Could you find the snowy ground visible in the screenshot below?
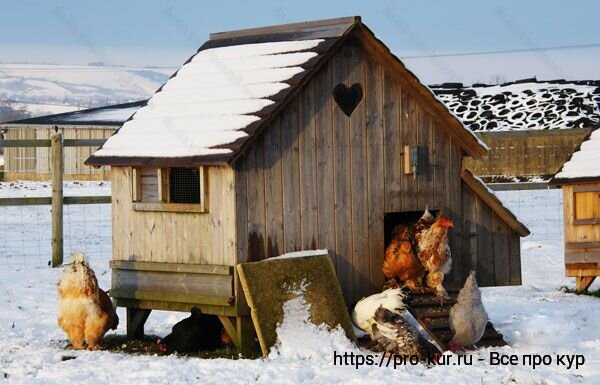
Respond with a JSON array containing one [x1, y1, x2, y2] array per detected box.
[[0, 183, 599, 384]]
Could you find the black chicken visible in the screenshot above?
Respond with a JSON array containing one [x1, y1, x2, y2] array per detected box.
[[157, 307, 227, 354]]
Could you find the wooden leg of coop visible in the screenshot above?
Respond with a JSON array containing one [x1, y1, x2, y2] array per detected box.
[[576, 276, 596, 293], [218, 315, 256, 352], [126, 308, 151, 339]]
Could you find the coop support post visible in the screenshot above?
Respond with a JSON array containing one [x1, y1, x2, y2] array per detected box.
[[576, 276, 596, 293], [126, 308, 151, 339], [51, 133, 63, 268], [218, 315, 256, 352]]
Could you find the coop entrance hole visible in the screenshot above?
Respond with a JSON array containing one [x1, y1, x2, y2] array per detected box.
[[384, 209, 441, 245]]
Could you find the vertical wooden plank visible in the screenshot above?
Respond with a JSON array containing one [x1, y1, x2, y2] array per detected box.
[[383, 72, 402, 213], [331, 47, 353, 305], [281, 97, 301, 253], [298, 82, 319, 250], [508, 232, 522, 285], [476, 201, 494, 286], [563, 186, 573, 243], [433, 120, 450, 209], [264, 117, 284, 257], [246, 138, 266, 261], [222, 167, 237, 266], [449, 143, 463, 283], [234, 158, 248, 264], [314, 60, 336, 260], [492, 214, 510, 285], [400, 93, 418, 211], [366, 57, 386, 293], [349, 43, 369, 302], [461, 186, 478, 280], [416, 107, 433, 208], [209, 167, 224, 265]]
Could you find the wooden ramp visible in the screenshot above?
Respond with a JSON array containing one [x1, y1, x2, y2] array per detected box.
[[406, 289, 507, 351]]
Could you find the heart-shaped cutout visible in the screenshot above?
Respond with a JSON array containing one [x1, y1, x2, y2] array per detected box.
[[333, 83, 363, 117]]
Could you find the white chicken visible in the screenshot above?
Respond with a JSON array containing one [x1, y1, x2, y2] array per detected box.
[[352, 288, 427, 358], [448, 271, 488, 351], [351, 288, 408, 333]]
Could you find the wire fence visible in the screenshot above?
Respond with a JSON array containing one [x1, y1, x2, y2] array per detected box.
[[494, 187, 563, 242], [0, 181, 563, 268], [0, 178, 111, 269]]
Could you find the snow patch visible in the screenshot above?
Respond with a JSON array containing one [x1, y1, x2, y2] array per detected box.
[[268, 249, 329, 260], [269, 293, 356, 360]]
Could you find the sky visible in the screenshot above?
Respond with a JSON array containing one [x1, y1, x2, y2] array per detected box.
[[1, 0, 600, 84]]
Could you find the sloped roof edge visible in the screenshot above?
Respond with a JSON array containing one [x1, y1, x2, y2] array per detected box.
[[461, 168, 530, 237]]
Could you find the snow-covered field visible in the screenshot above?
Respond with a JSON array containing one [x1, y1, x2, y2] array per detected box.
[[0, 183, 599, 384], [0, 64, 171, 114]]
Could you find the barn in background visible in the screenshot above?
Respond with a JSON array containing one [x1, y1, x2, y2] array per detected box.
[[1, 101, 143, 181], [86, 17, 529, 347], [432, 80, 600, 182], [551, 127, 600, 292]]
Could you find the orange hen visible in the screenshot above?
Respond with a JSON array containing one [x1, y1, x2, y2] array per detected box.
[[382, 225, 425, 289], [57, 252, 119, 350]]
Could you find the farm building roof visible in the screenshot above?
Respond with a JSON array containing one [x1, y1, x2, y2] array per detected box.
[[431, 79, 600, 132], [2, 101, 145, 127], [550, 127, 600, 185], [86, 16, 487, 167]]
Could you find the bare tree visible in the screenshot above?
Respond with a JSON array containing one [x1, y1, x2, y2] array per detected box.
[[488, 74, 507, 85]]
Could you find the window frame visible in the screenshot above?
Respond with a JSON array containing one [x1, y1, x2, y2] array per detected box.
[[132, 166, 208, 213], [572, 184, 600, 225]]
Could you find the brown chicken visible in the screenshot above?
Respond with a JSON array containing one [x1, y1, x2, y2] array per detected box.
[[382, 224, 425, 289], [413, 207, 435, 245], [415, 214, 454, 299], [57, 252, 119, 350]]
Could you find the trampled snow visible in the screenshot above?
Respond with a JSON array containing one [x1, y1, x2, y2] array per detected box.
[[0, 184, 599, 384]]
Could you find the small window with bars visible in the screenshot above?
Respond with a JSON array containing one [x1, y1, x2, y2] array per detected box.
[[133, 166, 207, 213]]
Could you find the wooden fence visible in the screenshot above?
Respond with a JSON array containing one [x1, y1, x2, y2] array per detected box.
[[464, 128, 591, 178], [2, 126, 112, 181], [0, 134, 111, 267]]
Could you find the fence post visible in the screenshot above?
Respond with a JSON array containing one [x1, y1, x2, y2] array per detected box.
[[51, 133, 63, 267]]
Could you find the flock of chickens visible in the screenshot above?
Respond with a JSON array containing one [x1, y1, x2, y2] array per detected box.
[[56, 209, 489, 358], [353, 208, 489, 357]]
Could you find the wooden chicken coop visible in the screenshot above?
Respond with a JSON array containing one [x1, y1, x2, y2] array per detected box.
[[86, 17, 529, 349], [550, 127, 600, 292]]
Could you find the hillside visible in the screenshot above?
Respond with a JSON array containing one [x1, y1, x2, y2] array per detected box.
[[0, 64, 172, 117]]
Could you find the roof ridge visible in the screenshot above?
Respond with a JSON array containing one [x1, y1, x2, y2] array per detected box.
[[209, 16, 361, 41], [431, 78, 600, 89]]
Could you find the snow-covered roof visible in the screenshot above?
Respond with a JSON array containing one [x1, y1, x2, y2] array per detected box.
[[2, 101, 145, 127], [431, 79, 600, 132], [86, 17, 487, 166], [551, 128, 600, 184], [92, 40, 326, 159]]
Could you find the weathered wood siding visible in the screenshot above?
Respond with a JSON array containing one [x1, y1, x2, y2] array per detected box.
[[461, 182, 522, 286], [464, 128, 590, 178], [111, 166, 236, 266], [3, 127, 112, 181], [562, 183, 600, 270], [233, 38, 500, 305]]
